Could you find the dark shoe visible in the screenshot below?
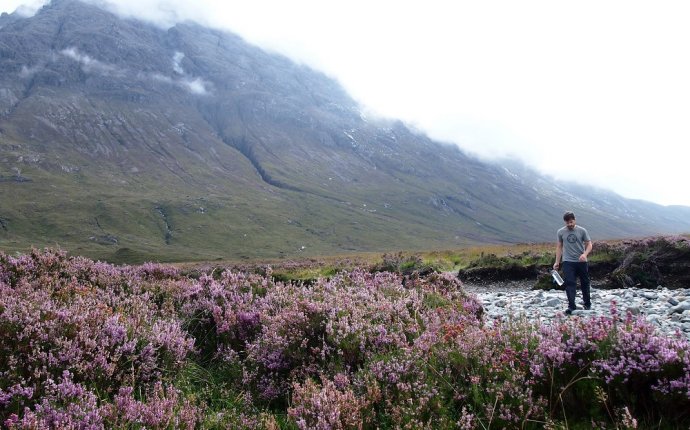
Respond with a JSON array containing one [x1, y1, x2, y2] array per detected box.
[[565, 308, 573, 315]]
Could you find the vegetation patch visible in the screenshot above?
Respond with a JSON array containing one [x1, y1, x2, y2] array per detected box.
[[1, 248, 689, 428], [608, 236, 690, 289], [455, 236, 690, 291]]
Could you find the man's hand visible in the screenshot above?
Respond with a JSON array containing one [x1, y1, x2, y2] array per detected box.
[[553, 262, 560, 270], [581, 241, 593, 263]]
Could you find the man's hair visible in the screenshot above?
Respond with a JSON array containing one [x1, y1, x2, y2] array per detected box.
[[563, 211, 576, 222]]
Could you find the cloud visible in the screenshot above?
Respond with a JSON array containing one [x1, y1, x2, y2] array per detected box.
[[169, 51, 210, 94], [60, 47, 124, 77], [5, 0, 690, 206], [151, 70, 210, 95], [60, 47, 210, 95], [172, 51, 184, 74], [181, 77, 209, 95], [4, 0, 46, 17], [149, 72, 174, 84], [19, 64, 41, 78]]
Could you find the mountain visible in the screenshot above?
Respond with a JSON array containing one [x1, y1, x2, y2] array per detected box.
[[1, 0, 689, 263]]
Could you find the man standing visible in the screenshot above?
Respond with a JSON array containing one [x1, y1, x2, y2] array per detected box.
[[553, 211, 593, 315]]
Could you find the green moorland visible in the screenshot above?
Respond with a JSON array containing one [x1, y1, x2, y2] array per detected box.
[[178, 235, 689, 285], [0, 153, 492, 265]]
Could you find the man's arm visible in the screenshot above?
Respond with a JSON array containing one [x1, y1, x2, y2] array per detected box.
[[579, 240, 592, 262], [554, 241, 563, 269]]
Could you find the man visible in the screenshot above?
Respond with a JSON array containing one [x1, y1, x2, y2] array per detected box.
[[553, 211, 593, 315]]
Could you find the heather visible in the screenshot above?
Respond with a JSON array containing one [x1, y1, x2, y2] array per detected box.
[[2, 249, 690, 428]]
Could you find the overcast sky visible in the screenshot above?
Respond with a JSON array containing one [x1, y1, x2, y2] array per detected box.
[[4, 0, 690, 207]]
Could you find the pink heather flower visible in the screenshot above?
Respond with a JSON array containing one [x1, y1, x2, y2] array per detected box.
[[0, 384, 35, 407], [289, 378, 367, 430]]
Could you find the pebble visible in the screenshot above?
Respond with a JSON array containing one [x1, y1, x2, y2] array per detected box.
[[465, 282, 690, 341]]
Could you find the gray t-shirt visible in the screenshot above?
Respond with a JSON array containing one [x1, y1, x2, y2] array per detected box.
[[558, 225, 591, 262]]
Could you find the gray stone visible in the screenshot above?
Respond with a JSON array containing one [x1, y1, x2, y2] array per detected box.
[[668, 297, 680, 306], [470, 285, 690, 341], [545, 298, 561, 307], [626, 306, 641, 315], [671, 302, 690, 314]]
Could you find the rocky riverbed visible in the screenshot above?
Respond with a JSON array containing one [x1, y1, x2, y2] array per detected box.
[[464, 281, 690, 340]]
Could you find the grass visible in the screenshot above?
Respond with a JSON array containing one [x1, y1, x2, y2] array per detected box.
[[173, 234, 690, 287], [172, 243, 561, 284], [0, 159, 494, 264]]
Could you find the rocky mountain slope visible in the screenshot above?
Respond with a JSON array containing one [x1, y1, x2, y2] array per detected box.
[[1, 0, 689, 262]]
